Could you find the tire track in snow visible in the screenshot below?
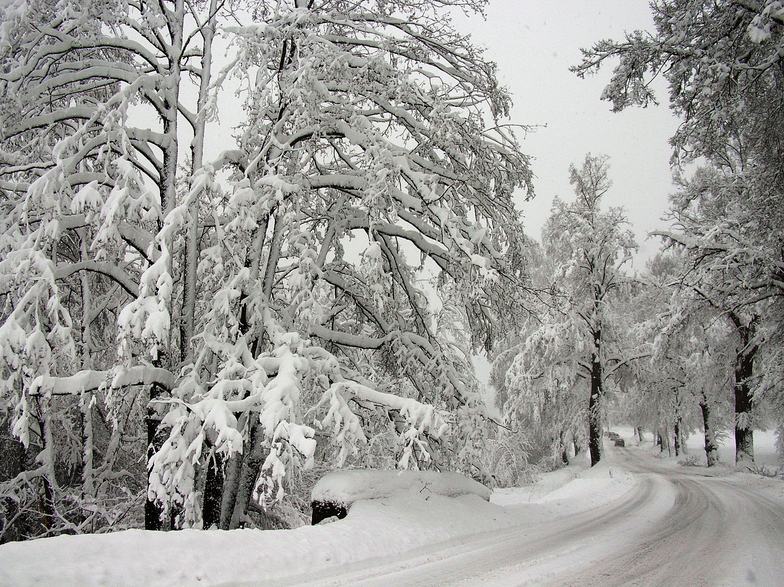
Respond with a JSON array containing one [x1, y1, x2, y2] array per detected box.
[[294, 447, 784, 586], [291, 454, 674, 586]]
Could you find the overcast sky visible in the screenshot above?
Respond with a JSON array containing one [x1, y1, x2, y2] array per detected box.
[[453, 0, 679, 267]]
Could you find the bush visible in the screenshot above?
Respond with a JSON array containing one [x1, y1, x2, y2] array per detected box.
[[678, 455, 699, 467]]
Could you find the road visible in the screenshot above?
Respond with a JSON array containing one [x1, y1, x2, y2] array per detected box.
[[294, 446, 784, 586]]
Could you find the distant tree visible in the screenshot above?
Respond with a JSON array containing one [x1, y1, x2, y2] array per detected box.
[[624, 252, 733, 465], [657, 169, 773, 464], [498, 155, 637, 467], [575, 0, 784, 465]]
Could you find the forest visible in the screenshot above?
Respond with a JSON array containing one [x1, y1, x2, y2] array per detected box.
[[0, 0, 782, 547]]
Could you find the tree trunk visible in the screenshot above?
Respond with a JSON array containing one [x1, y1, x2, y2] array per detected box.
[[78, 234, 95, 502], [219, 453, 244, 530], [180, 0, 217, 363], [146, 0, 185, 532], [229, 420, 266, 529], [700, 395, 718, 467], [0, 414, 25, 542], [202, 451, 224, 529], [673, 420, 681, 457], [656, 431, 663, 452], [636, 427, 644, 443], [662, 426, 672, 456], [32, 400, 57, 533], [145, 394, 164, 531], [588, 344, 603, 467], [734, 327, 756, 466], [558, 429, 569, 465]]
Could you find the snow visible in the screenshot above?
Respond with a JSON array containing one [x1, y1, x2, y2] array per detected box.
[[311, 469, 491, 505], [491, 451, 635, 514], [683, 428, 780, 470], [0, 492, 513, 587], [0, 456, 638, 587], [3, 438, 782, 586], [28, 366, 176, 397]]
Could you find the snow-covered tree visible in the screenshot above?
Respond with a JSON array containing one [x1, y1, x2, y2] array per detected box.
[[654, 169, 776, 464], [575, 0, 784, 465], [0, 0, 230, 536], [623, 252, 733, 465], [1, 0, 533, 537], [499, 155, 637, 467], [161, 0, 532, 529]]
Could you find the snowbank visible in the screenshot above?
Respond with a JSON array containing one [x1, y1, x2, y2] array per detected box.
[[0, 493, 514, 587], [492, 459, 636, 516], [312, 469, 491, 505], [537, 461, 635, 508], [0, 455, 638, 586]]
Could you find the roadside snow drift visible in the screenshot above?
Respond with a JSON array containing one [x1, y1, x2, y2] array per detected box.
[[0, 460, 637, 586], [0, 493, 514, 587], [312, 469, 491, 505]]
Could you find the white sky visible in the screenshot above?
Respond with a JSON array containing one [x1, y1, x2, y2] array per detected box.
[[453, 0, 679, 267]]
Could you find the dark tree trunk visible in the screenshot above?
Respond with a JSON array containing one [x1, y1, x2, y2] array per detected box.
[[219, 453, 244, 530], [215, 214, 272, 530], [145, 381, 167, 531], [636, 427, 644, 442], [202, 451, 224, 529], [662, 427, 672, 456], [588, 334, 603, 467], [734, 327, 756, 466], [673, 420, 681, 457], [700, 395, 718, 467], [229, 420, 267, 529], [32, 401, 56, 532], [0, 416, 26, 543], [0, 415, 24, 483], [558, 429, 569, 466]]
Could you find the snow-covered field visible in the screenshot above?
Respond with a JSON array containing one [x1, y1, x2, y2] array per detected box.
[[1, 429, 781, 587]]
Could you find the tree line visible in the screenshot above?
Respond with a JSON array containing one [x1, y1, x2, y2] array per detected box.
[[494, 0, 784, 473], [0, 0, 782, 542]]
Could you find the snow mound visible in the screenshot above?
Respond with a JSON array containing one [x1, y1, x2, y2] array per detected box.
[[539, 462, 634, 506], [312, 469, 491, 505], [0, 493, 513, 586]]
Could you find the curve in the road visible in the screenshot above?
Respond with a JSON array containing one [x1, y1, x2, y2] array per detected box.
[[292, 446, 784, 587]]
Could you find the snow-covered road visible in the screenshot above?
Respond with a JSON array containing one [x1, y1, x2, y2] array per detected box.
[[3, 441, 782, 586], [295, 446, 784, 586]]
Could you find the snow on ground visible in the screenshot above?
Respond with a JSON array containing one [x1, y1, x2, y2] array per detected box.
[[0, 458, 637, 587], [609, 425, 784, 507], [312, 469, 491, 504], [491, 455, 635, 516], [5, 429, 779, 586], [684, 428, 780, 469], [609, 424, 780, 470], [0, 493, 516, 587]]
